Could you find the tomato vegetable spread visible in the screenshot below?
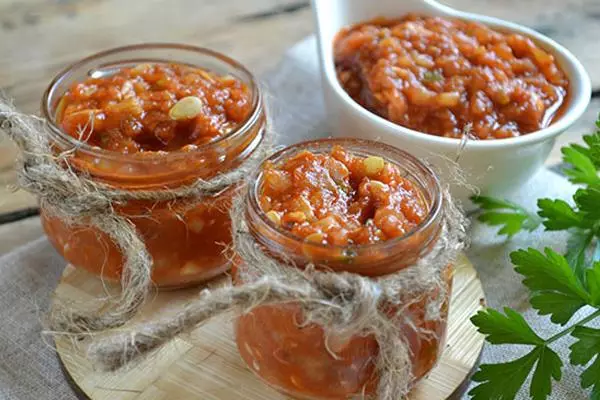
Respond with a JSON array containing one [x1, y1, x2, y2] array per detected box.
[[335, 15, 569, 139], [56, 63, 252, 153], [235, 141, 447, 399], [42, 50, 264, 288], [259, 145, 427, 246]]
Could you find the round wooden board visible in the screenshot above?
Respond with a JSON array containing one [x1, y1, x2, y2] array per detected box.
[[53, 254, 485, 400]]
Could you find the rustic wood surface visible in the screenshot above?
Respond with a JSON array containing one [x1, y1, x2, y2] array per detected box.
[[54, 254, 484, 400], [0, 0, 598, 242]]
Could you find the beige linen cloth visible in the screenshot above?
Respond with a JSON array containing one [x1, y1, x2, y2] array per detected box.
[[0, 37, 596, 400]]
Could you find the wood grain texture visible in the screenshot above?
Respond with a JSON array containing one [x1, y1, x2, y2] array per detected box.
[[1, 0, 598, 214], [54, 254, 485, 400], [0, 0, 313, 113]]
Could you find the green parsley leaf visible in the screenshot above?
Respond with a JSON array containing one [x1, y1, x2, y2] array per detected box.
[[511, 248, 589, 299], [537, 199, 584, 230], [470, 349, 540, 400], [529, 293, 589, 326], [570, 326, 600, 365], [479, 213, 535, 237], [584, 358, 600, 400], [471, 307, 543, 345], [511, 248, 590, 324], [586, 262, 600, 306], [574, 187, 600, 221], [570, 143, 594, 165], [567, 126, 600, 172], [469, 117, 600, 400], [565, 230, 594, 284], [581, 122, 600, 167], [562, 146, 600, 187], [472, 196, 542, 237], [570, 327, 600, 397], [530, 346, 563, 400], [470, 346, 561, 400]]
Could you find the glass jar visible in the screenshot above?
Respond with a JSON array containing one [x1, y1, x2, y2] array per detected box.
[[233, 138, 450, 399], [40, 44, 265, 288]]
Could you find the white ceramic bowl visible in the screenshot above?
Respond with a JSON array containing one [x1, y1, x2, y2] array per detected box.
[[312, 0, 591, 204]]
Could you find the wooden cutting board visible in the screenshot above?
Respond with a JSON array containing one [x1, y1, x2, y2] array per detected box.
[[53, 253, 485, 400]]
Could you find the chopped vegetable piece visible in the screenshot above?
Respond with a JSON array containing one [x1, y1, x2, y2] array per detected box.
[[363, 156, 385, 176], [169, 96, 204, 120]]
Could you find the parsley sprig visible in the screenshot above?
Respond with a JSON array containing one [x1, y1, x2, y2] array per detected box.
[[470, 116, 600, 400], [471, 196, 542, 237]]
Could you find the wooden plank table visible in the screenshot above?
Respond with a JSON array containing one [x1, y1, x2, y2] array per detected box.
[[1, 0, 599, 251]]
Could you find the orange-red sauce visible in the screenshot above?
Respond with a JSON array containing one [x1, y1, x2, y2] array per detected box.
[[235, 268, 451, 399], [42, 189, 234, 287], [259, 145, 427, 246], [235, 145, 449, 398], [335, 15, 569, 139], [42, 63, 260, 287], [56, 63, 252, 153]]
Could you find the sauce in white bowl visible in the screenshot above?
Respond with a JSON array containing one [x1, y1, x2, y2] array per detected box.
[[312, 0, 591, 204]]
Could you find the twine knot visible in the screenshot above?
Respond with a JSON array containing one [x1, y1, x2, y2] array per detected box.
[[88, 191, 468, 400], [0, 98, 272, 334]]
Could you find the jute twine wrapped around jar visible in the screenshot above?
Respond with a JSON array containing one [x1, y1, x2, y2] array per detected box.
[[0, 98, 273, 334], [1, 96, 469, 399], [88, 188, 468, 399]]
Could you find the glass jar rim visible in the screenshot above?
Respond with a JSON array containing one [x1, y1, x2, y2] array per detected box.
[[246, 138, 443, 253], [41, 43, 263, 163]]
